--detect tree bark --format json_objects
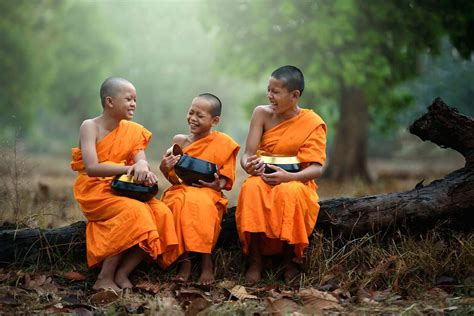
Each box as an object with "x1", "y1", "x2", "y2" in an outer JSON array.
[
  {"x1": 0, "y1": 98, "x2": 472, "y2": 265},
  {"x1": 324, "y1": 84, "x2": 372, "y2": 182}
]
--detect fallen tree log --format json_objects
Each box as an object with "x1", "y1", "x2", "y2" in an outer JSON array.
[{"x1": 0, "y1": 98, "x2": 472, "y2": 265}]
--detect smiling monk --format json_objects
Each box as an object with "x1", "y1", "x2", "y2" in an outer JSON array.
[
  {"x1": 71, "y1": 77, "x2": 178, "y2": 291},
  {"x1": 236, "y1": 66, "x2": 327, "y2": 283},
  {"x1": 159, "y1": 93, "x2": 239, "y2": 284}
]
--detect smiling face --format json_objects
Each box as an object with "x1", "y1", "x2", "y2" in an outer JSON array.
[
  {"x1": 186, "y1": 97, "x2": 219, "y2": 136},
  {"x1": 107, "y1": 82, "x2": 137, "y2": 120},
  {"x1": 266, "y1": 77, "x2": 300, "y2": 114}
]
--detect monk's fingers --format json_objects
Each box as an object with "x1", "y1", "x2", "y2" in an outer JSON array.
[
  {"x1": 148, "y1": 173, "x2": 158, "y2": 184},
  {"x1": 253, "y1": 159, "x2": 264, "y2": 168},
  {"x1": 246, "y1": 155, "x2": 260, "y2": 163},
  {"x1": 135, "y1": 170, "x2": 149, "y2": 183},
  {"x1": 255, "y1": 164, "x2": 265, "y2": 173},
  {"x1": 193, "y1": 182, "x2": 203, "y2": 188}
]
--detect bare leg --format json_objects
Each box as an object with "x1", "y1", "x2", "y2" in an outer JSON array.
[
  {"x1": 115, "y1": 246, "x2": 147, "y2": 289},
  {"x1": 174, "y1": 252, "x2": 192, "y2": 282},
  {"x1": 93, "y1": 253, "x2": 123, "y2": 291},
  {"x1": 245, "y1": 233, "x2": 263, "y2": 284},
  {"x1": 198, "y1": 253, "x2": 214, "y2": 284},
  {"x1": 283, "y1": 243, "x2": 300, "y2": 283}
]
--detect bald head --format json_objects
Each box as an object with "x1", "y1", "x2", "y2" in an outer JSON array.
[
  {"x1": 271, "y1": 65, "x2": 305, "y2": 96},
  {"x1": 100, "y1": 77, "x2": 133, "y2": 107},
  {"x1": 198, "y1": 93, "x2": 222, "y2": 117}
]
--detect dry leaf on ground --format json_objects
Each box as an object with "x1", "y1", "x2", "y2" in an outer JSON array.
[
  {"x1": 176, "y1": 287, "x2": 210, "y2": 302},
  {"x1": 23, "y1": 273, "x2": 47, "y2": 289},
  {"x1": 216, "y1": 280, "x2": 236, "y2": 289},
  {"x1": 265, "y1": 297, "x2": 301, "y2": 315},
  {"x1": 227, "y1": 285, "x2": 257, "y2": 300},
  {"x1": 135, "y1": 281, "x2": 160, "y2": 294},
  {"x1": 184, "y1": 297, "x2": 212, "y2": 316},
  {"x1": 299, "y1": 288, "x2": 341, "y2": 313},
  {"x1": 63, "y1": 271, "x2": 87, "y2": 281},
  {"x1": 89, "y1": 290, "x2": 119, "y2": 304}
]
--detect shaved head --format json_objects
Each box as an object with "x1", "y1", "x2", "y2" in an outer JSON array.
[
  {"x1": 198, "y1": 93, "x2": 222, "y2": 117},
  {"x1": 271, "y1": 65, "x2": 305, "y2": 96},
  {"x1": 100, "y1": 77, "x2": 132, "y2": 107}
]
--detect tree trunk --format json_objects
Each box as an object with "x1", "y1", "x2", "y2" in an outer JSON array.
[
  {"x1": 324, "y1": 85, "x2": 371, "y2": 182},
  {"x1": 0, "y1": 98, "x2": 472, "y2": 265}
]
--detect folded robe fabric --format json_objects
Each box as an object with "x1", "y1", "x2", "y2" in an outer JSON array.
[
  {"x1": 160, "y1": 131, "x2": 240, "y2": 267},
  {"x1": 236, "y1": 109, "x2": 327, "y2": 257},
  {"x1": 71, "y1": 120, "x2": 178, "y2": 268}
]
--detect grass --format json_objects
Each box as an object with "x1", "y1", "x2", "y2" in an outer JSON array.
[{"x1": 0, "y1": 151, "x2": 472, "y2": 313}]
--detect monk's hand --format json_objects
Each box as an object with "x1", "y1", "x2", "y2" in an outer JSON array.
[
  {"x1": 261, "y1": 164, "x2": 293, "y2": 185},
  {"x1": 160, "y1": 150, "x2": 181, "y2": 172},
  {"x1": 143, "y1": 171, "x2": 158, "y2": 186},
  {"x1": 196, "y1": 173, "x2": 223, "y2": 191},
  {"x1": 128, "y1": 159, "x2": 150, "y2": 184},
  {"x1": 244, "y1": 155, "x2": 265, "y2": 176}
]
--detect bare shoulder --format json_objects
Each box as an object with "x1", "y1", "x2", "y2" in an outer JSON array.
[
  {"x1": 253, "y1": 105, "x2": 272, "y2": 116},
  {"x1": 251, "y1": 105, "x2": 271, "y2": 122},
  {"x1": 79, "y1": 119, "x2": 99, "y2": 136},
  {"x1": 250, "y1": 105, "x2": 274, "y2": 130},
  {"x1": 172, "y1": 134, "x2": 187, "y2": 147}
]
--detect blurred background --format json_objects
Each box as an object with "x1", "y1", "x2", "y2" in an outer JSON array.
[{"x1": 0, "y1": 0, "x2": 472, "y2": 227}]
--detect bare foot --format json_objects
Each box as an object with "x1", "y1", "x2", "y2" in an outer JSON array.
[
  {"x1": 115, "y1": 272, "x2": 133, "y2": 289},
  {"x1": 174, "y1": 259, "x2": 192, "y2": 282},
  {"x1": 198, "y1": 254, "x2": 214, "y2": 284},
  {"x1": 245, "y1": 261, "x2": 262, "y2": 284},
  {"x1": 283, "y1": 261, "x2": 301, "y2": 284},
  {"x1": 93, "y1": 278, "x2": 121, "y2": 292}
]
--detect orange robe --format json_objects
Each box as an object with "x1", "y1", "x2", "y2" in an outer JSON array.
[
  {"x1": 71, "y1": 120, "x2": 178, "y2": 268},
  {"x1": 236, "y1": 109, "x2": 326, "y2": 258},
  {"x1": 160, "y1": 131, "x2": 240, "y2": 267}
]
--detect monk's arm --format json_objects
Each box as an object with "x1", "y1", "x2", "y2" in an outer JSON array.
[
  {"x1": 80, "y1": 120, "x2": 130, "y2": 177},
  {"x1": 292, "y1": 163, "x2": 323, "y2": 182},
  {"x1": 241, "y1": 107, "x2": 265, "y2": 175},
  {"x1": 262, "y1": 162, "x2": 322, "y2": 185},
  {"x1": 131, "y1": 150, "x2": 157, "y2": 185},
  {"x1": 159, "y1": 135, "x2": 184, "y2": 184}
]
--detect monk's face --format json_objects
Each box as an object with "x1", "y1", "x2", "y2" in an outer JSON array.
[
  {"x1": 109, "y1": 82, "x2": 137, "y2": 120},
  {"x1": 187, "y1": 97, "x2": 219, "y2": 135},
  {"x1": 267, "y1": 77, "x2": 299, "y2": 114}
]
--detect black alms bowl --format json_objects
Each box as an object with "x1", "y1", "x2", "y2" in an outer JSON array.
[
  {"x1": 111, "y1": 175, "x2": 159, "y2": 202},
  {"x1": 174, "y1": 154, "x2": 218, "y2": 185},
  {"x1": 260, "y1": 154, "x2": 301, "y2": 174}
]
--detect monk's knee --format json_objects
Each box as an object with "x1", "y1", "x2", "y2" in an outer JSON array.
[
  {"x1": 275, "y1": 182, "x2": 305, "y2": 196},
  {"x1": 242, "y1": 176, "x2": 263, "y2": 190}
]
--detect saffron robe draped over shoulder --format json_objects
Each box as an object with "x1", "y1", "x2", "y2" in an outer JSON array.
[
  {"x1": 71, "y1": 120, "x2": 178, "y2": 268},
  {"x1": 160, "y1": 131, "x2": 240, "y2": 267},
  {"x1": 236, "y1": 109, "x2": 327, "y2": 257}
]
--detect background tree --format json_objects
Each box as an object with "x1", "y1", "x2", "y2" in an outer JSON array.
[
  {"x1": 0, "y1": 1, "x2": 118, "y2": 152},
  {"x1": 203, "y1": 0, "x2": 473, "y2": 181}
]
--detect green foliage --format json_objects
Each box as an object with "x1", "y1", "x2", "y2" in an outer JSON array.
[
  {"x1": 403, "y1": 38, "x2": 474, "y2": 124},
  {"x1": 203, "y1": 0, "x2": 472, "y2": 130},
  {"x1": 29, "y1": 1, "x2": 118, "y2": 152},
  {"x1": 0, "y1": 1, "x2": 57, "y2": 138},
  {"x1": 0, "y1": 1, "x2": 118, "y2": 152}
]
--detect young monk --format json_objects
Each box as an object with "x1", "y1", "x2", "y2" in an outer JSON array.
[
  {"x1": 236, "y1": 65, "x2": 327, "y2": 283},
  {"x1": 71, "y1": 77, "x2": 178, "y2": 291},
  {"x1": 159, "y1": 93, "x2": 240, "y2": 284}
]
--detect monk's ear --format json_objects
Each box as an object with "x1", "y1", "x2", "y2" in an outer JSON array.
[
  {"x1": 105, "y1": 96, "x2": 114, "y2": 109},
  {"x1": 211, "y1": 116, "x2": 220, "y2": 126},
  {"x1": 291, "y1": 89, "x2": 301, "y2": 100}
]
